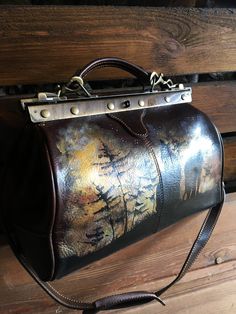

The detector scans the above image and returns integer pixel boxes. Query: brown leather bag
[1,58,224,312]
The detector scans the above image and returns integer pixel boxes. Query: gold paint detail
[56,123,159,259]
[155,124,221,201]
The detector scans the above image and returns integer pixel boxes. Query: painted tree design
[56,123,159,258]
[92,140,158,235]
[92,140,131,235]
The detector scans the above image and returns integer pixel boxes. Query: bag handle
[75,57,151,84]
[6,196,224,312]
[64,57,152,96]
[62,58,176,97]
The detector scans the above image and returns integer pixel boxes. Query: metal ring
[69,76,84,87]
[65,76,92,97]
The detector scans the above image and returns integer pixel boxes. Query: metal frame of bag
[2,57,225,312]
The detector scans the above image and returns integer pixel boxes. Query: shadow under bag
[1,57,225,312]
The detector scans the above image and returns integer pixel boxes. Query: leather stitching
[46,283,85,305]
[143,138,165,213]
[108,110,148,137]
[155,199,224,297]
[179,203,222,278]
[108,110,165,214]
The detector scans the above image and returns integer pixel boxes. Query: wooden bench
[0,5,236,313]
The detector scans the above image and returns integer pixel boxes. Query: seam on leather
[143,137,165,219]
[213,123,225,200]
[46,282,87,305]
[37,126,57,281]
[107,110,164,221]
[108,110,148,137]
[10,223,51,237]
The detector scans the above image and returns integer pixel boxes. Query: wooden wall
[0,7,236,85]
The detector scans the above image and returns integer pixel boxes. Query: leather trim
[36,125,57,281]
[213,123,225,199]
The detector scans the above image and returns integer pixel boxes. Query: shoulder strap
[4,197,224,313]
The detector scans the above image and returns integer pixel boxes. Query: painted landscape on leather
[56,122,159,259]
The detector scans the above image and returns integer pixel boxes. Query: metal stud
[164,96,171,103]
[107,102,115,110]
[70,106,79,115]
[40,109,50,118]
[215,257,223,264]
[181,94,188,101]
[138,100,145,107]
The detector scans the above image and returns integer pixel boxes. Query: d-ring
[66,76,92,97]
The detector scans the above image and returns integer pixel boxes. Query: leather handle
[94,291,165,311]
[74,57,151,86]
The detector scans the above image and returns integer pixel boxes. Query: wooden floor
[0,193,235,314]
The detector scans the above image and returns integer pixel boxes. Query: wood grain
[122,274,236,314]
[224,136,236,183]
[1,7,236,85]
[191,81,236,134]
[0,193,235,313]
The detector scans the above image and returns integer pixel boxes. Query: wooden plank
[191,81,236,134]
[122,274,236,314]
[0,7,236,85]
[0,193,235,313]
[224,136,236,183]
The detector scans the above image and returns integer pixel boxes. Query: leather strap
[74,57,151,86]
[4,196,224,312]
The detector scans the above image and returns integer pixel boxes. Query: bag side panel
[2,124,55,281]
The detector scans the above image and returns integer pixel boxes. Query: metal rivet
[164,96,171,103]
[70,106,79,115]
[107,102,115,110]
[181,94,188,100]
[139,100,145,107]
[215,257,223,264]
[40,109,50,118]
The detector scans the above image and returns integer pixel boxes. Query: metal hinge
[22,87,192,123]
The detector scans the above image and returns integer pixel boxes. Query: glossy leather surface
[37,101,223,280]
[2,98,223,281]
[2,125,55,280]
